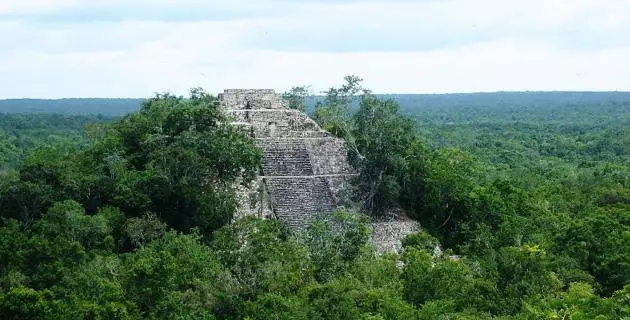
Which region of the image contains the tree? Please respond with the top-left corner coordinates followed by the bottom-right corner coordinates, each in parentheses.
top-left (123, 231), bottom-right (227, 319)
top-left (3, 89), bottom-right (262, 236)
top-left (95, 89), bottom-right (261, 235)
top-left (211, 217), bottom-right (312, 298)
top-left (402, 247), bottom-right (497, 315)
top-left (555, 206), bottom-right (630, 295)
top-left (57, 255), bottom-right (134, 319)
top-left (313, 76), bottom-right (418, 215)
top-left (519, 282), bottom-right (629, 319)
top-left (301, 210), bottom-right (370, 282)
top-left (313, 75), bottom-right (364, 139)
top-left (494, 245), bottom-right (563, 314)
top-left (0, 218), bottom-right (29, 288)
top-left (351, 94), bottom-right (415, 214)
top-left (33, 200), bottom-right (111, 251)
top-left (281, 86), bottom-right (312, 112)
top-left (0, 287), bottom-right (64, 320)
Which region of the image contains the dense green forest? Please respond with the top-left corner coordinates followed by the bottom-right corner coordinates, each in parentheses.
top-left (0, 114), bottom-right (114, 171)
top-left (0, 81), bottom-right (628, 319)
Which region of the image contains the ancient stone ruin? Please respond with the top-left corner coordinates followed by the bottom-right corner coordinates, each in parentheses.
top-left (219, 89), bottom-right (418, 253)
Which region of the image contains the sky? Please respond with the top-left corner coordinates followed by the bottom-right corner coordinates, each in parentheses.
top-left (0, 0), bottom-right (629, 98)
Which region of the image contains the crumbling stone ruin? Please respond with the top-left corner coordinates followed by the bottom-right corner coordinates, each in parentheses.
top-left (219, 89), bottom-right (418, 253)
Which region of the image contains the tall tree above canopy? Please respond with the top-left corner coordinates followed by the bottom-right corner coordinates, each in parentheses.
top-left (1, 88), bottom-right (262, 236)
top-left (352, 94), bottom-right (415, 214)
top-left (85, 88), bottom-right (262, 235)
top-left (313, 75), bottom-right (365, 139)
top-left (313, 76), bottom-right (417, 214)
top-left (281, 85), bottom-right (312, 112)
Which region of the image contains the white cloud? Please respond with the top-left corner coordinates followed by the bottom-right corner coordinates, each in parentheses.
top-left (239, 0), bottom-right (630, 52)
top-left (0, 0), bottom-right (78, 14)
top-left (0, 0), bottom-right (629, 97)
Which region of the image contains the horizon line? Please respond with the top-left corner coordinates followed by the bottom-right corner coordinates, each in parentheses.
top-left (3, 90), bottom-right (630, 100)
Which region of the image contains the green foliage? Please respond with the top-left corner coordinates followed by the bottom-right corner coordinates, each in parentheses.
top-left (352, 94), bottom-right (415, 214)
top-left (312, 75), bottom-right (364, 139)
top-left (1, 81), bottom-right (629, 318)
top-left (57, 255), bottom-right (133, 319)
top-left (519, 282), bottom-right (630, 319)
top-left (211, 217), bottom-right (312, 298)
top-left (0, 287), bottom-right (64, 320)
top-left (415, 148), bottom-right (483, 234)
top-left (305, 276), bottom-right (415, 320)
top-left (123, 231), bottom-right (225, 319)
top-left (94, 89), bottom-right (260, 235)
top-left (402, 248), bottom-right (497, 314)
top-left (302, 210), bottom-right (370, 282)
top-left (1, 89), bottom-right (261, 237)
top-left (0, 219), bottom-right (29, 285)
top-left (402, 231), bottom-right (440, 253)
top-left (243, 293), bottom-right (308, 320)
top-left (281, 86), bottom-right (312, 112)
top-left (555, 206), bottom-right (630, 295)
top-left (121, 213), bottom-right (167, 250)
top-left (0, 113), bottom-right (110, 170)
top-left (34, 200), bottom-right (111, 251)
top-left (0, 180), bottom-right (56, 225)
top-left (493, 245), bottom-right (563, 314)
top-left (305, 76), bottom-right (629, 317)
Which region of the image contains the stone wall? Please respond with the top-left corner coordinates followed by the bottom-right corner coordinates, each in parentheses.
top-left (218, 89), bottom-right (282, 109)
top-left (226, 110), bottom-right (325, 138)
top-left (371, 216), bottom-right (420, 254)
top-left (304, 138), bottom-right (355, 175)
top-left (220, 89), bottom-right (418, 252)
top-left (233, 177), bottom-right (275, 220)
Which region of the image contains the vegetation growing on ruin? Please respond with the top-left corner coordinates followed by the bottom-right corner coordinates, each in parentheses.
top-left (0, 80), bottom-right (629, 319)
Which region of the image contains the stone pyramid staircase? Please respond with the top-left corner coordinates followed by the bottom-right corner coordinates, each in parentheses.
top-left (219, 89), bottom-right (347, 228)
top-left (219, 89), bottom-right (419, 252)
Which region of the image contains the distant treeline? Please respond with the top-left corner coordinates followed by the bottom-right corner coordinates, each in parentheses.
top-left (389, 91), bottom-right (630, 126)
top-left (3, 92), bottom-right (630, 120)
top-left (309, 91), bottom-right (630, 124)
top-left (0, 98), bottom-right (143, 116)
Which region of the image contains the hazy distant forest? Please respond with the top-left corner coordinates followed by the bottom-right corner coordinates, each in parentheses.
top-left (0, 77), bottom-right (628, 319)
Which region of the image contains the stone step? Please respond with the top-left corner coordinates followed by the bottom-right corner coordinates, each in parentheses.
top-left (260, 141), bottom-right (314, 176)
top-left (254, 129), bottom-right (327, 138)
top-left (264, 177), bottom-right (337, 229)
top-left (259, 139), bottom-right (310, 147)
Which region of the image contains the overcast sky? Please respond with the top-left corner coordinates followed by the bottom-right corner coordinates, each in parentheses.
top-left (1, 0), bottom-right (629, 98)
